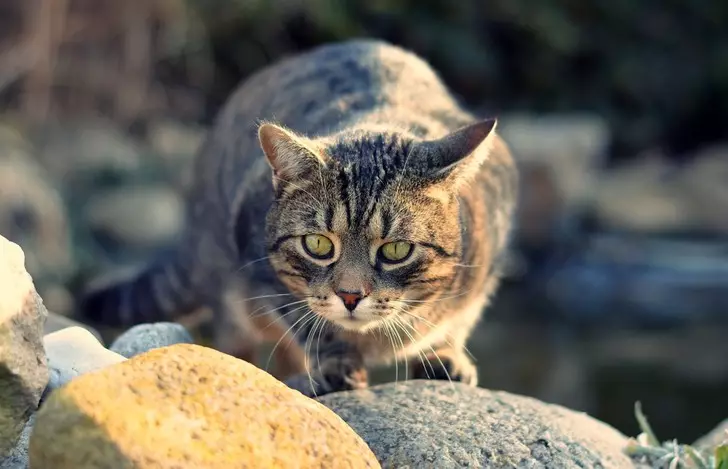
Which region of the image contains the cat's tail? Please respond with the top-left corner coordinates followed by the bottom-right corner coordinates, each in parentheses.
top-left (78, 250), bottom-right (203, 328)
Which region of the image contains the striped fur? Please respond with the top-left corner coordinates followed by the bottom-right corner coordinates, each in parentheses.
top-left (80, 39), bottom-right (518, 396)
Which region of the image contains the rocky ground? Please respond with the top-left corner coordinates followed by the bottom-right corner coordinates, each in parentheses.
top-left (0, 234), bottom-right (726, 468)
top-left (1, 113), bottom-right (727, 467)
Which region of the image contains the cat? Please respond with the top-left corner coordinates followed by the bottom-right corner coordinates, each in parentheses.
top-left (80, 39), bottom-right (518, 397)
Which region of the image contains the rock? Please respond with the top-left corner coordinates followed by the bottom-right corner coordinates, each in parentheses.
top-left (31, 120), bottom-right (142, 187)
top-left (680, 144), bottom-right (728, 235)
top-left (84, 185), bottom-right (184, 249)
top-left (146, 119), bottom-right (206, 190)
top-left (146, 119), bottom-right (205, 158)
top-left (499, 113), bottom-right (609, 210)
top-left (42, 327), bottom-right (125, 399)
top-left (0, 138), bottom-right (74, 285)
top-left (318, 380), bottom-right (632, 469)
top-left (0, 416), bottom-right (34, 469)
top-left (592, 155), bottom-right (694, 233)
top-left (498, 113), bottom-right (609, 245)
top-left (109, 323), bottom-right (194, 358)
top-left (694, 418), bottom-right (728, 452)
top-left (0, 236), bottom-right (48, 459)
top-left (43, 312), bottom-right (102, 344)
top-left (29, 343), bottom-right (380, 469)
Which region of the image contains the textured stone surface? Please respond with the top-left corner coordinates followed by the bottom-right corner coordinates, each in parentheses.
top-left (42, 327), bottom-right (125, 399)
top-left (0, 236), bottom-right (48, 459)
top-left (109, 322), bottom-right (194, 359)
top-left (0, 415), bottom-right (34, 469)
top-left (318, 380), bottom-right (632, 469)
top-left (29, 343), bottom-right (380, 469)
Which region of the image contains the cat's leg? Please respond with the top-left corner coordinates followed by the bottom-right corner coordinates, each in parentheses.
top-left (409, 346), bottom-right (478, 386)
top-left (284, 333), bottom-right (368, 398)
top-left (210, 284), bottom-right (262, 363)
top-left (249, 305), bottom-right (307, 379)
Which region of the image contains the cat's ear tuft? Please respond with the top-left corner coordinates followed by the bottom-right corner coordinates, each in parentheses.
top-left (415, 118), bottom-right (497, 187)
top-left (258, 123), bottom-right (327, 184)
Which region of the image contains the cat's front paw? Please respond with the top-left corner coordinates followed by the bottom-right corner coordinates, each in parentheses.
top-left (410, 350), bottom-right (478, 387)
top-left (284, 360), bottom-right (369, 398)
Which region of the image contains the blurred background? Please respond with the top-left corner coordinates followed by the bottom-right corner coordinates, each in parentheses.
top-left (1, 0), bottom-right (727, 444)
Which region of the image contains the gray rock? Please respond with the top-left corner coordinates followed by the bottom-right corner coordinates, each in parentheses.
top-left (0, 138), bottom-right (74, 285)
top-left (694, 418), bottom-right (728, 452)
top-left (43, 312), bottom-right (103, 344)
top-left (42, 327), bottom-right (125, 400)
top-left (498, 113), bottom-right (609, 210)
top-left (318, 381), bottom-right (632, 469)
top-left (0, 236), bottom-right (48, 458)
top-left (84, 185), bottom-right (184, 248)
top-left (32, 120), bottom-right (142, 185)
top-left (0, 415), bottom-right (34, 469)
top-left (146, 119), bottom-right (205, 190)
top-left (109, 323), bottom-right (194, 359)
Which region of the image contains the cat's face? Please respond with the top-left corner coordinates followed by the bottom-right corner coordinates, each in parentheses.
top-left (260, 120), bottom-right (496, 332)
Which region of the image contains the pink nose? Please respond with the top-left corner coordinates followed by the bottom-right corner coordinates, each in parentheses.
top-left (336, 291), bottom-right (363, 312)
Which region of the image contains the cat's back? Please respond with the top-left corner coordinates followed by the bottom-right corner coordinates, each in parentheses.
top-left (202, 39), bottom-right (462, 157)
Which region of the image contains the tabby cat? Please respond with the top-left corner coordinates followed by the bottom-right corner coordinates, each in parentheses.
top-left (81, 39), bottom-right (518, 397)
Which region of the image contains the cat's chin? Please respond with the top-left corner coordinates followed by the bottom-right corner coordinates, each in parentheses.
top-left (326, 315), bottom-right (382, 333)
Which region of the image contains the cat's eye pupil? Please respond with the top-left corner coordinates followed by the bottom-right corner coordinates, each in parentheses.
top-left (303, 234), bottom-right (334, 259)
top-left (380, 241), bottom-right (412, 264)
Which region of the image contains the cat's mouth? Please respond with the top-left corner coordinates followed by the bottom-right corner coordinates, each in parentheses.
top-left (308, 295), bottom-right (395, 332)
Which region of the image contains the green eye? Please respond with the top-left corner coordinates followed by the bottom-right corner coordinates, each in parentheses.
top-left (302, 234), bottom-right (334, 259)
top-left (379, 241), bottom-right (413, 263)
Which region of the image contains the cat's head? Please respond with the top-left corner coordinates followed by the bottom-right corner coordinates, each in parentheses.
top-left (259, 119), bottom-right (497, 332)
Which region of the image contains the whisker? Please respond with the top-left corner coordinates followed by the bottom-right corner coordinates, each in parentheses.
top-left (401, 319), bottom-right (454, 390)
top-left (400, 288), bottom-right (476, 304)
top-left (383, 321), bottom-right (399, 386)
top-left (260, 303), bottom-right (310, 331)
top-left (229, 292), bottom-right (293, 305)
top-left (265, 309), bottom-right (316, 373)
top-left (314, 315), bottom-right (327, 377)
top-left (391, 315), bottom-right (432, 380)
top-left (234, 256), bottom-right (272, 273)
top-left (387, 317), bottom-right (409, 383)
top-left (394, 305), bottom-right (476, 362)
top-left (249, 299), bottom-right (309, 320)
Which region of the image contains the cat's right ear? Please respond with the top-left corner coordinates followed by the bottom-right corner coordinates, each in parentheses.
top-left (258, 123), bottom-right (327, 186)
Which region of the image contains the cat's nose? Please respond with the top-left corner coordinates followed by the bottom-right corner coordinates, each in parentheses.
top-left (336, 290), bottom-right (363, 312)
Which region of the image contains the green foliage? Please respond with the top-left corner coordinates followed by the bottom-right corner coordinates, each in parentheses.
top-left (180, 0), bottom-right (728, 157)
top-left (715, 445), bottom-right (728, 469)
top-left (625, 402), bottom-right (725, 469)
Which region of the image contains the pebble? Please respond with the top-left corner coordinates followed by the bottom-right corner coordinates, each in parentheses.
top-left (109, 322), bottom-right (194, 359)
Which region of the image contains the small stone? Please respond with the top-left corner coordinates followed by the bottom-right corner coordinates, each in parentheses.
top-left (145, 119), bottom-right (205, 190)
top-left (499, 113), bottom-right (609, 210)
top-left (29, 344), bottom-right (380, 469)
top-left (318, 380), bottom-right (632, 469)
top-left (43, 312), bottom-right (102, 344)
top-left (84, 185), bottom-right (184, 249)
top-left (109, 323), bottom-right (194, 359)
top-left (0, 141), bottom-right (74, 285)
top-left (0, 236), bottom-right (48, 459)
top-left (0, 415), bottom-right (34, 469)
top-left (32, 120), bottom-right (142, 185)
top-left (42, 327), bottom-right (125, 399)
top-left (592, 155), bottom-right (693, 233)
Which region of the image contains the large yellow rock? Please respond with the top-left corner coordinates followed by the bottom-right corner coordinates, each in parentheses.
top-left (29, 343), bottom-right (380, 469)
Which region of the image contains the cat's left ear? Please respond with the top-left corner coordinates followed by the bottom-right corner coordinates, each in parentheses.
top-left (258, 122), bottom-right (327, 188)
top-left (414, 118), bottom-right (497, 188)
